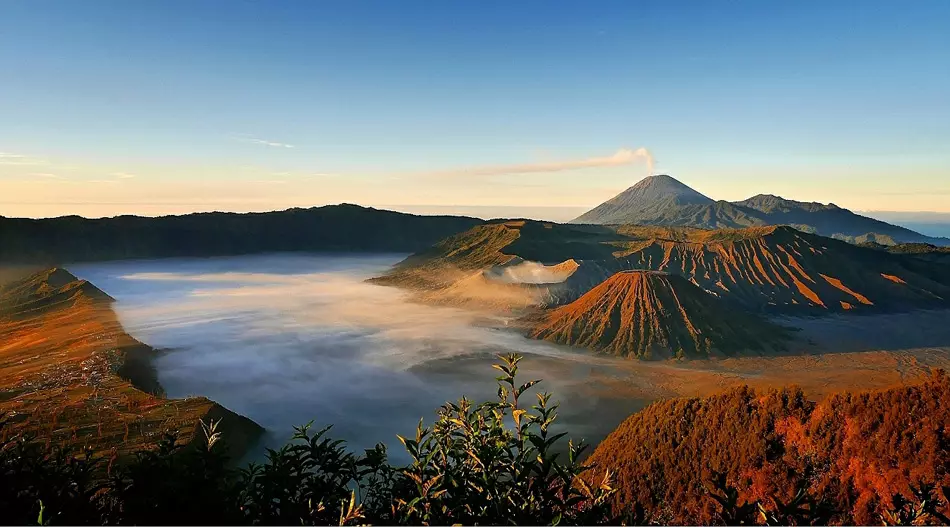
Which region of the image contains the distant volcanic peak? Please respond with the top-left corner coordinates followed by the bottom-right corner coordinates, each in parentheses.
top-left (570, 175), bottom-right (717, 225)
top-left (626, 174), bottom-right (713, 204)
top-left (736, 194), bottom-right (839, 212)
top-left (571, 175), bottom-right (941, 244)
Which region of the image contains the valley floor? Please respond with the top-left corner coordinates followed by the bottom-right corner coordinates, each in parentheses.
top-left (415, 308), bottom-right (950, 447)
top-left (601, 308), bottom-right (950, 399)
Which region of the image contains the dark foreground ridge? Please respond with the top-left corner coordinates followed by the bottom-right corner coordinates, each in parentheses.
top-left (2, 353), bottom-right (947, 525)
top-left (0, 204), bottom-right (483, 264)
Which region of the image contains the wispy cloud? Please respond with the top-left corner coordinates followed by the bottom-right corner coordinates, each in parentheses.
top-left (0, 152), bottom-right (49, 166)
top-left (423, 147), bottom-right (654, 178)
top-left (29, 172), bottom-right (64, 179)
top-left (305, 172), bottom-right (341, 179)
top-left (83, 172), bottom-right (137, 183)
top-left (251, 179), bottom-right (289, 184)
top-left (235, 135), bottom-right (295, 149)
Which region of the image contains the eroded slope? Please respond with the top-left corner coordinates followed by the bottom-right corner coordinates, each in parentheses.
top-left (615, 226), bottom-right (950, 312)
top-left (529, 271), bottom-right (789, 358)
top-left (372, 220), bottom-right (950, 315)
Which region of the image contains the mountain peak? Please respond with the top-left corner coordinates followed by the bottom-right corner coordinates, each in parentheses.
top-left (570, 175), bottom-right (713, 225)
top-left (569, 173), bottom-right (943, 245)
top-left (736, 194), bottom-right (840, 213)
top-left (630, 174), bottom-right (709, 199)
top-left (528, 269), bottom-right (788, 358)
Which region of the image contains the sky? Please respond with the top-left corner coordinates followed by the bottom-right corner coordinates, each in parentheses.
top-left (1, 0), bottom-right (949, 220)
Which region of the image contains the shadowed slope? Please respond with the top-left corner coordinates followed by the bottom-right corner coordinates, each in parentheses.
top-left (0, 269), bottom-right (263, 459)
top-left (614, 226), bottom-right (950, 312)
top-left (529, 271), bottom-right (789, 359)
top-left (0, 204), bottom-right (483, 264)
top-left (735, 194), bottom-right (942, 242)
top-left (369, 220), bottom-right (618, 288)
top-left (859, 241), bottom-right (950, 263)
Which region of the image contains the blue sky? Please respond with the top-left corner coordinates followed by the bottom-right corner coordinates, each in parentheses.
top-left (1, 0), bottom-right (949, 219)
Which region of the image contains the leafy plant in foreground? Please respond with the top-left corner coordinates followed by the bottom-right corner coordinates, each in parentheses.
top-left (392, 353), bottom-right (616, 525)
top-left (0, 353), bottom-right (618, 525)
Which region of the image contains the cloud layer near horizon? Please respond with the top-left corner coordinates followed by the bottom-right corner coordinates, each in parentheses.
top-left (3, 146), bottom-right (950, 219)
top-left (422, 147), bottom-right (653, 178)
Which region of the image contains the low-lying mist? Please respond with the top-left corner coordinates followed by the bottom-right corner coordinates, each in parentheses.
top-left (493, 260), bottom-right (576, 284)
top-left (71, 254), bottom-right (648, 462)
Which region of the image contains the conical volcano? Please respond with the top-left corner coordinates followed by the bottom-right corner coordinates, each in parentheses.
top-left (528, 270), bottom-right (789, 359)
top-left (571, 175), bottom-right (717, 225)
top-left (570, 175), bottom-right (947, 244)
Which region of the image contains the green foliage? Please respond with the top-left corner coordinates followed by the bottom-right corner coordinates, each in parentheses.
top-left (0, 354), bottom-right (617, 526)
top-left (4, 357), bottom-right (948, 525)
top-left (392, 353), bottom-right (615, 525)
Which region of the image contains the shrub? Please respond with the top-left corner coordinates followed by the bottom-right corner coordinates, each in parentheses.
top-left (3, 357), bottom-right (948, 526)
top-left (0, 353), bottom-right (617, 526)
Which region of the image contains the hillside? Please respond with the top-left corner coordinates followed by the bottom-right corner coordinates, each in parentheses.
top-left (859, 241), bottom-right (950, 264)
top-left (373, 220), bottom-right (950, 315)
top-left (0, 268), bottom-right (263, 459)
top-left (0, 267), bottom-right (114, 317)
top-left (0, 204), bottom-right (482, 264)
top-left (528, 271), bottom-right (789, 359)
top-left (612, 225), bottom-right (950, 312)
top-left (585, 373), bottom-right (950, 525)
top-left (368, 220), bottom-right (623, 310)
top-left (571, 175), bottom-right (948, 246)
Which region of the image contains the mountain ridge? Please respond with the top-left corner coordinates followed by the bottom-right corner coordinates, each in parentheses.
top-left (0, 268), bottom-right (264, 458)
top-left (571, 175), bottom-right (949, 246)
top-left (0, 204), bottom-right (484, 264)
top-left (372, 220), bottom-right (950, 316)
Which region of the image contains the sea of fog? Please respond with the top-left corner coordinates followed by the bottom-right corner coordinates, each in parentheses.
top-left (71, 253), bottom-right (648, 462)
